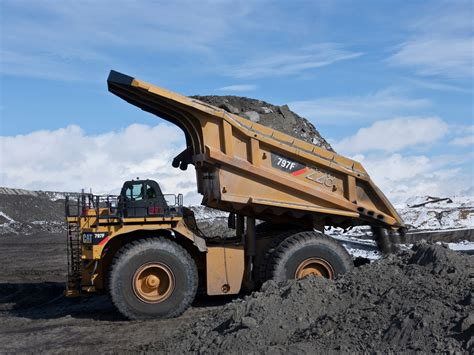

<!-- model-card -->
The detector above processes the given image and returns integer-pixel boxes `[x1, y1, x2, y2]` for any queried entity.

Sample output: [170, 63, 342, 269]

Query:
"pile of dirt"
[141, 243, 473, 353]
[192, 95, 333, 151]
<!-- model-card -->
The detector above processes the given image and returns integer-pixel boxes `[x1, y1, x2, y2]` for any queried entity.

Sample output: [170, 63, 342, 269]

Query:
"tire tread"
[109, 237, 198, 320]
[268, 231, 353, 281]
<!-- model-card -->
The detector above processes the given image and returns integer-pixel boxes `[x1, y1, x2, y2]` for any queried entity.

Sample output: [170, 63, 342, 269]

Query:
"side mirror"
[227, 213, 236, 229]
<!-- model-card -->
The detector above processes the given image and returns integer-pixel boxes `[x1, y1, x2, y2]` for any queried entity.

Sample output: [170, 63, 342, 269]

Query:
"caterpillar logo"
[82, 232, 109, 246]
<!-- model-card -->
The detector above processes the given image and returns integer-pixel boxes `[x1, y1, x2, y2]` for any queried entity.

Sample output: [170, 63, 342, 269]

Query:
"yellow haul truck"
[65, 70, 405, 320]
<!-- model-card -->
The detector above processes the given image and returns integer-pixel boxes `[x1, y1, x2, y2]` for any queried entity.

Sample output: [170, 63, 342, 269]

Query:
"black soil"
[141, 242, 473, 353]
[0, 233, 472, 352]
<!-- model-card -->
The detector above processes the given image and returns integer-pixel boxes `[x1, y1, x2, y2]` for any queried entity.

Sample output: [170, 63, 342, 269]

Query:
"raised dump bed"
[107, 70, 404, 232]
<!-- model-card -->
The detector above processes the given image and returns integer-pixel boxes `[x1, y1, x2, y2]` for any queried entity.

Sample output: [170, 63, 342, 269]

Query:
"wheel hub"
[145, 275, 160, 288]
[133, 262, 175, 303]
[295, 258, 335, 280]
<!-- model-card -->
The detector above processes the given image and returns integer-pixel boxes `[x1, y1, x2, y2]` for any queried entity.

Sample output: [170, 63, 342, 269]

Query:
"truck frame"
[64, 71, 405, 320]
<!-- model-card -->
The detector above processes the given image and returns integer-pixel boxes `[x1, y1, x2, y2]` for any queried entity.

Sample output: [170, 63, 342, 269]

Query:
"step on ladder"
[65, 221, 82, 296]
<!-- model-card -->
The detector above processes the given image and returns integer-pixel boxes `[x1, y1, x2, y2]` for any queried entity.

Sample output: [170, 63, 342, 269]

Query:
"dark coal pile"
[141, 243, 473, 353]
[192, 95, 333, 151]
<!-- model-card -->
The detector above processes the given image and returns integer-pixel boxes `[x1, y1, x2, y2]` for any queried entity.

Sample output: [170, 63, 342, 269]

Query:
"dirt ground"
[1, 233, 472, 353]
[0, 233, 229, 353]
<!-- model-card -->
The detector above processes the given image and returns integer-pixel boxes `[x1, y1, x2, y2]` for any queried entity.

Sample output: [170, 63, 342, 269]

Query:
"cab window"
[146, 184, 157, 199]
[125, 183, 144, 201]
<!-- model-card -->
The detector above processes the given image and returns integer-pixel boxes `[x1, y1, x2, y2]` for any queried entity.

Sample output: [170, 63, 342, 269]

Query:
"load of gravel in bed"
[192, 95, 333, 151]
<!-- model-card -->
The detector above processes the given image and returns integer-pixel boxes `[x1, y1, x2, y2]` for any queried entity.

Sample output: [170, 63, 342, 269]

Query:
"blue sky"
[0, 0, 473, 204]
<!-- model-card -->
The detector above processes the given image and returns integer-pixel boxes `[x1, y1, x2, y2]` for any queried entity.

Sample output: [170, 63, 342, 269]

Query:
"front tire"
[109, 238, 198, 320]
[268, 231, 353, 282]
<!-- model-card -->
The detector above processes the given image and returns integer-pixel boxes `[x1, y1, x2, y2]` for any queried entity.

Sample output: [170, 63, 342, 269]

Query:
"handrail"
[65, 192, 183, 218]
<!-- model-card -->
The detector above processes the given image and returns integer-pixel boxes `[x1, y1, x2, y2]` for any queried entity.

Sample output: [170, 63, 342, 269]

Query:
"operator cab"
[119, 179, 177, 218]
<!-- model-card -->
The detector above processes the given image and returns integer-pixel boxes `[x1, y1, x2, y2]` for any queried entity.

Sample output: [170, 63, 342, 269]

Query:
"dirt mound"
[192, 95, 333, 151]
[141, 243, 473, 353]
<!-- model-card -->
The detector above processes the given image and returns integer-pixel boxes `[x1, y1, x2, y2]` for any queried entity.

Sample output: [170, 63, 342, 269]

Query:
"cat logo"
[82, 232, 109, 245]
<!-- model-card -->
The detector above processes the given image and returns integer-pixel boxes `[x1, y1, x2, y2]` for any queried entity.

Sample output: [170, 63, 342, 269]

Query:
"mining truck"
[64, 70, 405, 320]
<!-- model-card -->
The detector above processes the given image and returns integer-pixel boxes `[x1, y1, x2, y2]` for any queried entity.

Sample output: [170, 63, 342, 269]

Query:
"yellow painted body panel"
[206, 245, 245, 295]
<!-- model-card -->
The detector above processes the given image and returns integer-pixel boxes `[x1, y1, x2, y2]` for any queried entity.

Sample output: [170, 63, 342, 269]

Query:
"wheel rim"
[133, 262, 175, 303]
[295, 258, 335, 280]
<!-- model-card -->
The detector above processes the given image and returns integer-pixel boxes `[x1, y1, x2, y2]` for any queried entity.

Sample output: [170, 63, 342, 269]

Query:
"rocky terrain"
[0, 188, 65, 236]
[400, 195, 474, 231]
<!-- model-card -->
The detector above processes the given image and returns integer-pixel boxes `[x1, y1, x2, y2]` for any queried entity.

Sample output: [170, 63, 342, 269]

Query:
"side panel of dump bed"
[107, 71, 404, 230]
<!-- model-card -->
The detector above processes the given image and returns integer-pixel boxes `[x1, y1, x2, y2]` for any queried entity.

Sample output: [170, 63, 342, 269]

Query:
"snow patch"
[398, 195, 474, 230]
[0, 211, 15, 223]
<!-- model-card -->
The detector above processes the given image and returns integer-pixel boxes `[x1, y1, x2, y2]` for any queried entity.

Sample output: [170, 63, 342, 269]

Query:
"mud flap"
[372, 227, 399, 254]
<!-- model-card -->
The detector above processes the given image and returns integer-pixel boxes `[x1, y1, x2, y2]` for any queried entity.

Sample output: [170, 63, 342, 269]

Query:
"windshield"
[125, 183, 144, 201]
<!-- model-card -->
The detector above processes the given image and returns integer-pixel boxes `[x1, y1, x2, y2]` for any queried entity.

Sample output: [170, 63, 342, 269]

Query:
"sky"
[0, 0, 473, 205]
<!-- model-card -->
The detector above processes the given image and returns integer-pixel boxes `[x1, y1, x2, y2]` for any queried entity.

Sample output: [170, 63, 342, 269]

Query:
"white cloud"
[389, 38, 473, 78]
[333, 117, 448, 154]
[0, 50, 94, 82]
[406, 78, 471, 93]
[0, 1, 252, 81]
[388, 3, 473, 79]
[451, 136, 474, 147]
[450, 125, 474, 147]
[3, 3, 358, 82]
[223, 43, 362, 78]
[354, 152, 473, 204]
[217, 84, 258, 92]
[289, 89, 431, 125]
[0, 124, 201, 205]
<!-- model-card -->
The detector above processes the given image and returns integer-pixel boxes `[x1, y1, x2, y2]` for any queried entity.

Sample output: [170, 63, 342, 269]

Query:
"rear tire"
[256, 224, 305, 282]
[268, 231, 353, 281]
[109, 238, 198, 320]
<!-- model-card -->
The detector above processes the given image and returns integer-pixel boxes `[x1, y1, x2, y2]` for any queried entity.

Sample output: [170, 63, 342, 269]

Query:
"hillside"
[1, 187, 473, 243]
